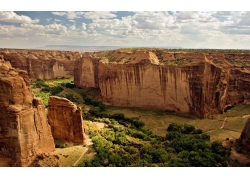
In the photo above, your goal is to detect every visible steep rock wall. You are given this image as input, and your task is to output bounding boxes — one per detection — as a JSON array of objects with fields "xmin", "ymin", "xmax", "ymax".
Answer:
[
  {"xmin": 74, "ymin": 50, "xmax": 250, "ymax": 118},
  {"xmin": 48, "ymin": 96, "xmax": 85, "ymax": 144},
  {"xmin": 240, "ymin": 118, "xmax": 250, "ymax": 150},
  {"xmin": 0, "ymin": 60, "xmax": 56, "ymax": 166},
  {"xmin": 0, "ymin": 49, "xmax": 82, "ymax": 80}
]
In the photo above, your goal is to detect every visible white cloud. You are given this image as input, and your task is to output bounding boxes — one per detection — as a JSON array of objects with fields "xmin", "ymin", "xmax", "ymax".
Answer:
[
  {"xmin": 176, "ymin": 11, "xmax": 218, "ymax": 23},
  {"xmin": 238, "ymin": 12, "xmax": 250, "ymax": 26},
  {"xmin": 83, "ymin": 11, "xmax": 116, "ymax": 19},
  {"xmin": 132, "ymin": 11, "xmax": 176, "ymax": 30},
  {"xmin": 81, "ymin": 23, "xmax": 86, "ymax": 30},
  {"xmin": 51, "ymin": 11, "xmax": 85, "ymax": 19},
  {"xmin": 180, "ymin": 25, "xmax": 200, "ymax": 34},
  {"xmin": 0, "ymin": 11, "xmax": 39, "ymax": 23},
  {"xmin": 2, "ymin": 11, "xmax": 250, "ymax": 49}
]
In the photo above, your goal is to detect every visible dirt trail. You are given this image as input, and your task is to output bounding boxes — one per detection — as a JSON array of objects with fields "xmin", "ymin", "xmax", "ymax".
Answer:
[
  {"xmin": 73, "ymin": 135, "xmax": 93, "ymax": 167},
  {"xmin": 220, "ymin": 117, "xmax": 228, "ymax": 129}
]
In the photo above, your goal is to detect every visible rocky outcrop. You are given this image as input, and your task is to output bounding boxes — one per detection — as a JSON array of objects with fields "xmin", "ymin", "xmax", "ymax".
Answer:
[
  {"xmin": 240, "ymin": 118, "xmax": 250, "ymax": 150},
  {"xmin": 74, "ymin": 49, "xmax": 250, "ymax": 118},
  {"xmin": 0, "ymin": 49, "xmax": 83, "ymax": 80},
  {"xmin": 0, "ymin": 59, "xmax": 56, "ymax": 166},
  {"xmin": 48, "ymin": 96, "xmax": 85, "ymax": 144}
]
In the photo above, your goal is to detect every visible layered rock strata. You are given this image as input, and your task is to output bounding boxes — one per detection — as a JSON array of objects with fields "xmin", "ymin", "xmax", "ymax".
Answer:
[
  {"xmin": 48, "ymin": 96, "xmax": 85, "ymax": 144},
  {"xmin": 74, "ymin": 49, "xmax": 250, "ymax": 118},
  {"xmin": 0, "ymin": 59, "xmax": 56, "ymax": 166},
  {"xmin": 0, "ymin": 49, "xmax": 83, "ymax": 80}
]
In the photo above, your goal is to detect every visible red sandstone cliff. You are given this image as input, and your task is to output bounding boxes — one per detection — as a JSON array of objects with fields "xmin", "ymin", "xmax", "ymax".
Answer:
[
  {"xmin": 0, "ymin": 49, "xmax": 83, "ymax": 80},
  {"xmin": 48, "ymin": 96, "xmax": 85, "ymax": 144},
  {"xmin": 0, "ymin": 59, "xmax": 56, "ymax": 166},
  {"xmin": 74, "ymin": 49, "xmax": 250, "ymax": 118}
]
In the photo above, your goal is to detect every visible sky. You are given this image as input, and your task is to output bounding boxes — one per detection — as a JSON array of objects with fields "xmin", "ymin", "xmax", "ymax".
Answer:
[{"xmin": 1, "ymin": 1, "xmax": 250, "ymax": 49}]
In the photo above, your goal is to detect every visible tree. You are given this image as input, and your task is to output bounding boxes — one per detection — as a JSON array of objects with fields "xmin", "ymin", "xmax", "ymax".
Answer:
[{"xmin": 167, "ymin": 123, "xmax": 182, "ymax": 132}]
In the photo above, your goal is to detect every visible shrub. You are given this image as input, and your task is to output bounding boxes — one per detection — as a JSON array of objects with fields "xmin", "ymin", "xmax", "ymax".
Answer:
[
  {"xmin": 65, "ymin": 83, "xmax": 75, "ymax": 88},
  {"xmin": 167, "ymin": 123, "xmax": 182, "ymax": 132},
  {"xmin": 65, "ymin": 94, "xmax": 76, "ymax": 102},
  {"xmin": 41, "ymin": 87, "xmax": 50, "ymax": 92},
  {"xmin": 50, "ymin": 86, "xmax": 63, "ymax": 95},
  {"xmin": 182, "ymin": 124, "xmax": 195, "ymax": 134},
  {"xmin": 201, "ymin": 134, "xmax": 210, "ymax": 141}
]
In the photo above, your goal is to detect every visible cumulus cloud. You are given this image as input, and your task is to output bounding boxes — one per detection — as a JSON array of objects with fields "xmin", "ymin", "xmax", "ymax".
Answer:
[
  {"xmin": 2, "ymin": 11, "xmax": 250, "ymax": 49},
  {"xmin": 176, "ymin": 11, "xmax": 218, "ymax": 23},
  {"xmin": 132, "ymin": 11, "xmax": 176, "ymax": 30},
  {"xmin": 21, "ymin": 23, "xmax": 67, "ymax": 35},
  {"xmin": 51, "ymin": 11, "xmax": 85, "ymax": 19},
  {"xmin": 83, "ymin": 11, "xmax": 116, "ymax": 19},
  {"xmin": 0, "ymin": 11, "xmax": 39, "ymax": 23}
]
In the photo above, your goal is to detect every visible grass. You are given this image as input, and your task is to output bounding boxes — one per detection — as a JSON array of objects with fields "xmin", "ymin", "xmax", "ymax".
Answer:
[
  {"xmin": 105, "ymin": 105, "xmax": 250, "ymax": 142},
  {"xmin": 56, "ymin": 145, "xmax": 87, "ymax": 167}
]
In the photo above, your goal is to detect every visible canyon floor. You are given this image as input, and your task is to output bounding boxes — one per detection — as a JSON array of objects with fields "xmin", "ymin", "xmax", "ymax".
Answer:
[{"xmin": 31, "ymin": 78, "xmax": 250, "ymax": 167}]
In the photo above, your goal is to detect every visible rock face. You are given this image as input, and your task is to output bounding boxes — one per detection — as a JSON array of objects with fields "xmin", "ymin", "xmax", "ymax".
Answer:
[
  {"xmin": 240, "ymin": 118, "xmax": 250, "ymax": 150},
  {"xmin": 0, "ymin": 59, "xmax": 56, "ymax": 166},
  {"xmin": 48, "ymin": 96, "xmax": 85, "ymax": 144},
  {"xmin": 74, "ymin": 49, "xmax": 250, "ymax": 118},
  {"xmin": 0, "ymin": 49, "xmax": 82, "ymax": 80}
]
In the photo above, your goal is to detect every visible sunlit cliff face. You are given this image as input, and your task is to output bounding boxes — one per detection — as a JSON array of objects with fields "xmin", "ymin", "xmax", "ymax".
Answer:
[
  {"xmin": 0, "ymin": 59, "xmax": 55, "ymax": 166},
  {"xmin": 74, "ymin": 49, "xmax": 250, "ymax": 118}
]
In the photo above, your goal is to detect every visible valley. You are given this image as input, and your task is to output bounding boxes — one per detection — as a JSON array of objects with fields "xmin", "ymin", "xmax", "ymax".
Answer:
[{"xmin": 1, "ymin": 48, "xmax": 250, "ymax": 167}]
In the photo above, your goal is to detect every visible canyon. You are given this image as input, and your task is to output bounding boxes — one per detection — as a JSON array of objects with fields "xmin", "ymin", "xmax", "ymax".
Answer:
[
  {"xmin": 74, "ymin": 49, "xmax": 250, "ymax": 118},
  {"xmin": 1, "ymin": 48, "xmax": 250, "ymax": 166},
  {"xmin": 0, "ymin": 49, "xmax": 83, "ymax": 80}
]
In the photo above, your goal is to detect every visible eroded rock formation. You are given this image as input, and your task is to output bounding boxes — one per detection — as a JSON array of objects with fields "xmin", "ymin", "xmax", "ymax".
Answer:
[
  {"xmin": 74, "ymin": 49, "xmax": 250, "ymax": 118},
  {"xmin": 240, "ymin": 118, "xmax": 250, "ymax": 150},
  {"xmin": 48, "ymin": 96, "xmax": 85, "ymax": 144},
  {"xmin": 0, "ymin": 59, "xmax": 56, "ymax": 166},
  {"xmin": 0, "ymin": 49, "xmax": 83, "ymax": 80}
]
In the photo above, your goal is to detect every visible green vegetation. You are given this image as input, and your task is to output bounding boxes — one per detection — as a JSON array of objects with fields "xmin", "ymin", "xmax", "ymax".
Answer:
[
  {"xmin": 161, "ymin": 58, "xmax": 193, "ymax": 65},
  {"xmin": 78, "ymin": 97, "xmax": 228, "ymax": 167},
  {"xmin": 225, "ymin": 58, "xmax": 249, "ymax": 67},
  {"xmin": 79, "ymin": 116, "xmax": 228, "ymax": 167},
  {"xmin": 104, "ymin": 105, "xmax": 249, "ymax": 142},
  {"xmin": 31, "ymin": 78, "xmax": 73, "ymax": 106}
]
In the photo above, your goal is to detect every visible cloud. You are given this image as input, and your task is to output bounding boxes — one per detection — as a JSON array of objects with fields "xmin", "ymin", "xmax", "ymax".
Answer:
[
  {"xmin": 238, "ymin": 12, "xmax": 250, "ymax": 26},
  {"xmin": 0, "ymin": 11, "xmax": 39, "ymax": 23},
  {"xmin": 21, "ymin": 23, "xmax": 67, "ymax": 35},
  {"xmin": 51, "ymin": 11, "xmax": 85, "ymax": 19},
  {"xmin": 176, "ymin": 11, "xmax": 218, "ymax": 23},
  {"xmin": 83, "ymin": 11, "xmax": 116, "ymax": 19},
  {"xmin": 81, "ymin": 23, "xmax": 86, "ymax": 30},
  {"xmin": 132, "ymin": 11, "xmax": 176, "ymax": 30},
  {"xmin": 180, "ymin": 25, "xmax": 200, "ymax": 34}
]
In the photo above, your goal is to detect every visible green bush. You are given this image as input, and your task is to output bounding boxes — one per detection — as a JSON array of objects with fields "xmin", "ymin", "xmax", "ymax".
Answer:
[
  {"xmin": 50, "ymin": 86, "xmax": 63, "ymax": 95},
  {"xmin": 65, "ymin": 94, "xmax": 76, "ymax": 102},
  {"xmin": 65, "ymin": 83, "xmax": 75, "ymax": 88},
  {"xmin": 167, "ymin": 123, "xmax": 182, "ymax": 132}
]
